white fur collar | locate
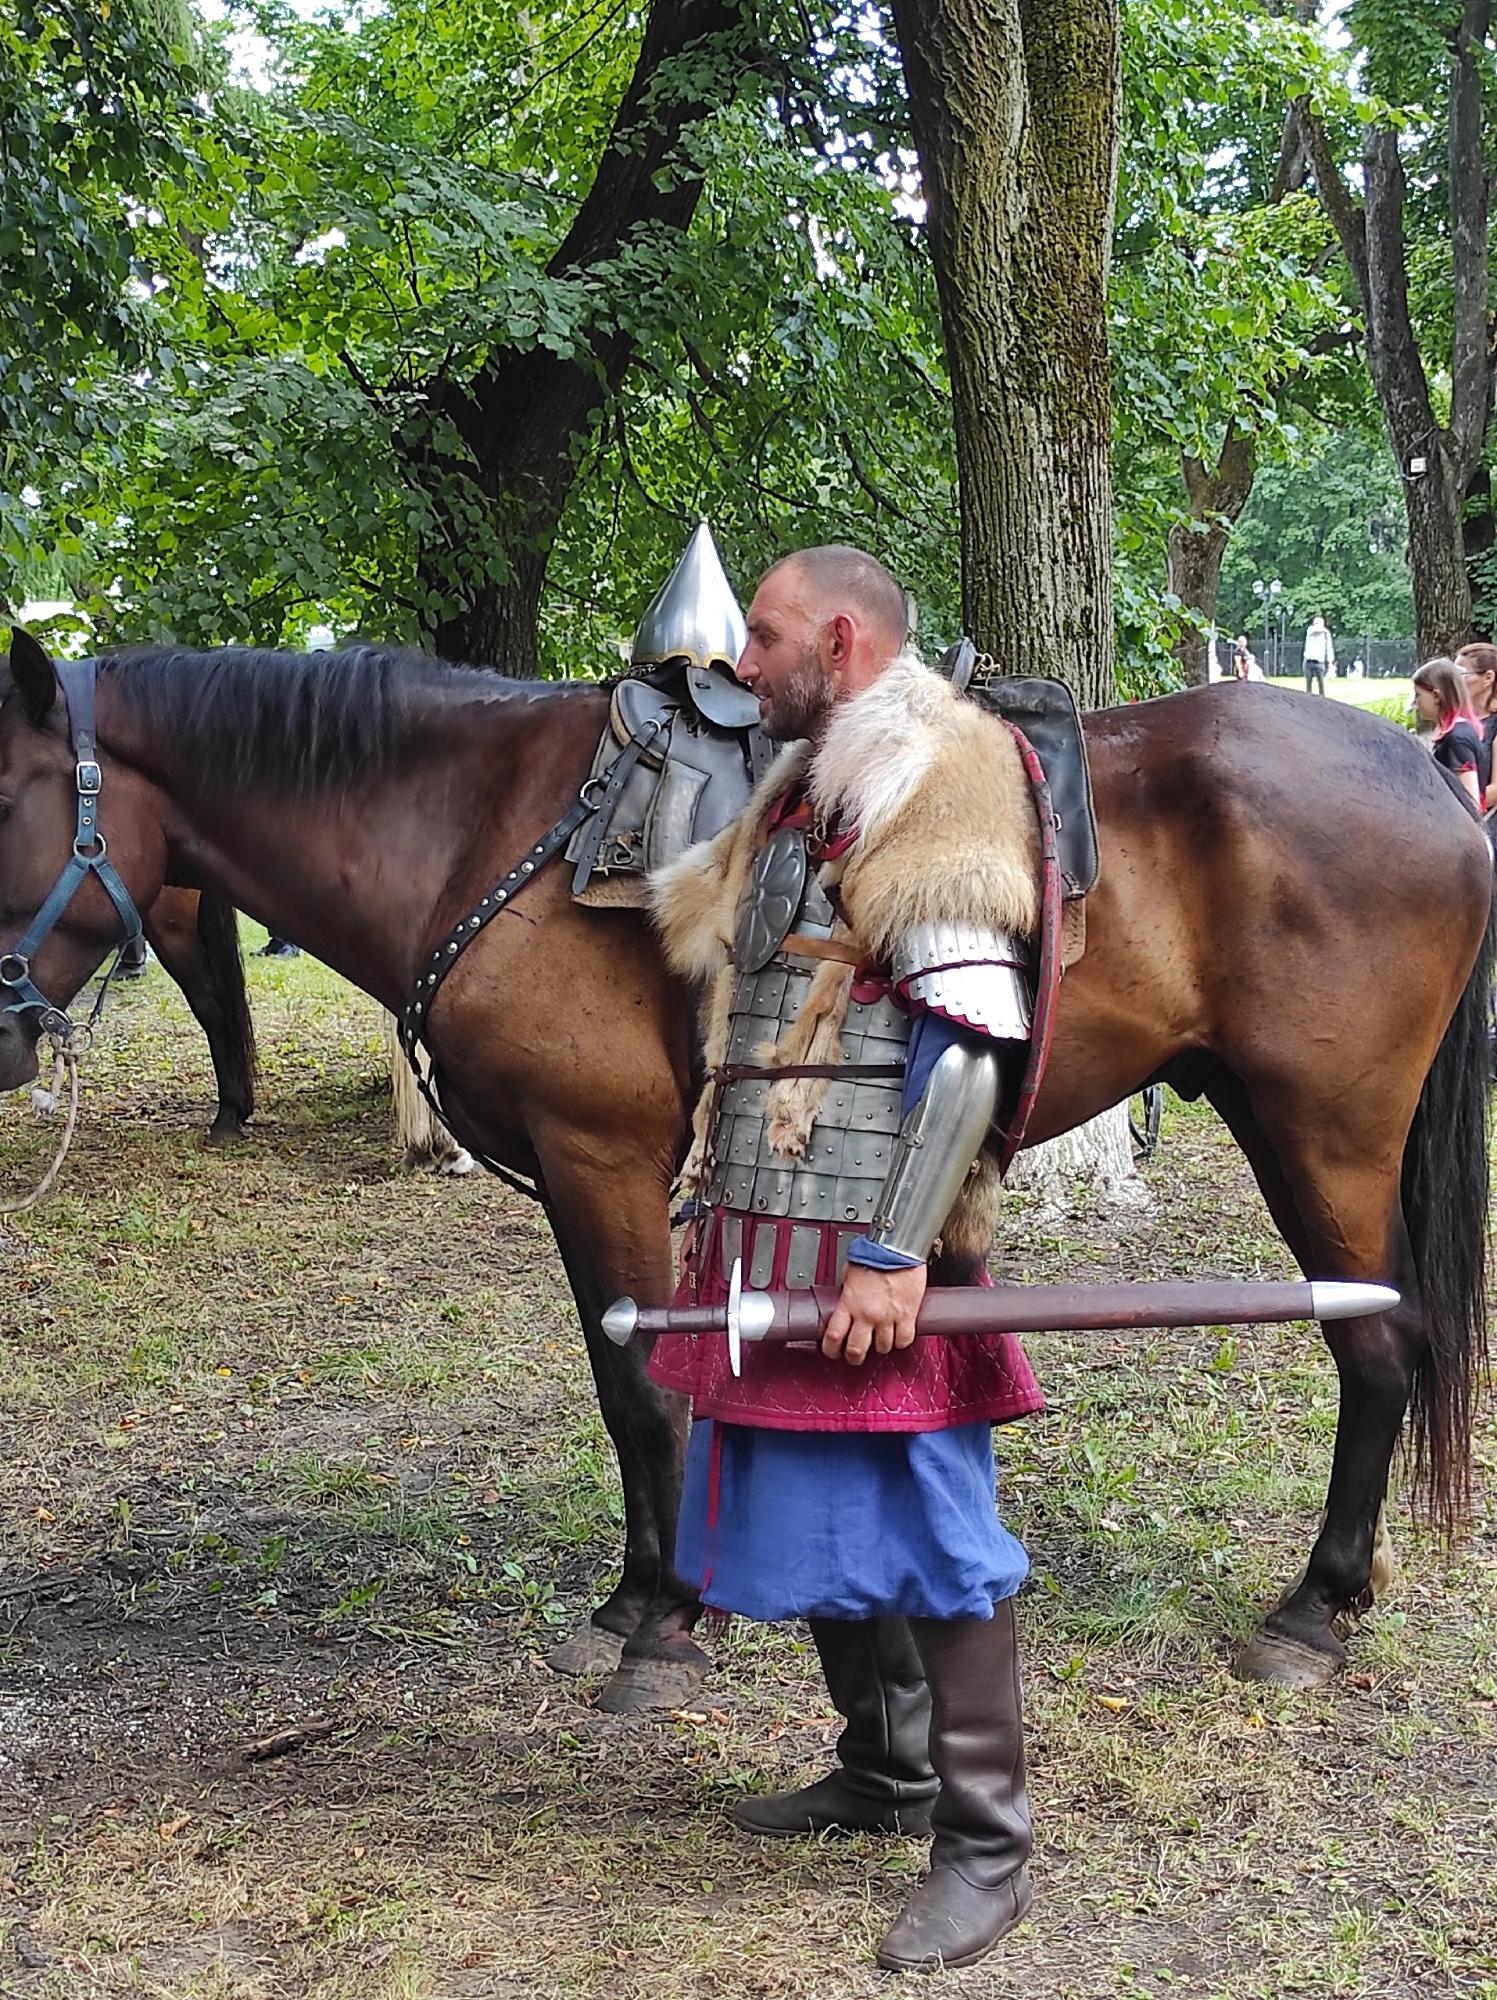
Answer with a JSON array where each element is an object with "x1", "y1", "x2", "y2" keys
[{"x1": 807, "y1": 647, "x2": 947, "y2": 842}]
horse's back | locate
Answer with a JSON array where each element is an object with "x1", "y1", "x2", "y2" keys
[
  {"x1": 1085, "y1": 684, "x2": 1488, "y2": 911},
  {"x1": 1046, "y1": 685, "x2": 1493, "y2": 1120}
]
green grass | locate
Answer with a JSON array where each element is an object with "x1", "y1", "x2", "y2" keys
[
  {"x1": 0, "y1": 952, "x2": 1494, "y2": 1998},
  {"x1": 1265, "y1": 672, "x2": 1414, "y2": 715}
]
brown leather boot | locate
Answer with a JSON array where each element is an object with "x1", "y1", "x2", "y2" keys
[
  {"x1": 875, "y1": 1601, "x2": 1033, "y2": 1971},
  {"x1": 733, "y1": 1617, "x2": 937, "y2": 1837}
]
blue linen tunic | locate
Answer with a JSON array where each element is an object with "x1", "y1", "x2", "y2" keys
[{"x1": 676, "y1": 1418, "x2": 1028, "y2": 1622}]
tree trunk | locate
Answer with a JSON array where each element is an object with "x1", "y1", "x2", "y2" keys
[
  {"x1": 1168, "y1": 432, "x2": 1257, "y2": 685},
  {"x1": 892, "y1": 0, "x2": 1131, "y2": 1202},
  {"x1": 1300, "y1": 0, "x2": 1494, "y2": 662},
  {"x1": 1464, "y1": 465, "x2": 1494, "y2": 635},
  {"x1": 1403, "y1": 443, "x2": 1474, "y2": 660},
  {"x1": 400, "y1": 0, "x2": 758, "y2": 673},
  {"x1": 891, "y1": 0, "x2": 1120, "y2": 710}
]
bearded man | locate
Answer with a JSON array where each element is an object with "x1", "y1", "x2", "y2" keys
[{"x1": 648, "y1": 545, "x2": 1045, "y2": 1973}]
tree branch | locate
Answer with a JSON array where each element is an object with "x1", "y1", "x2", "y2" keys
[
  {"x1": 1267, "y1": 102, "x2": 1308, "y2": 204},
  {"x1": 1298, "y1": 104, "x2": 1370, "y2": 306}
]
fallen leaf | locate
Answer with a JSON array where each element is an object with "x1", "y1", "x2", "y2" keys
[{"x1": 1095, "y1": 1694, "x2": 1128, "y2": 1714}]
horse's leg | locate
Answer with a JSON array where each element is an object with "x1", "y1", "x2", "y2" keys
[
  {"x1": 1205, "y1": 1071, "x2": 1421, "y2": 1689},
  {"x1": 145, "y1": 891, "x2": 255, "y2": 1144},
  {"x1": 531, "y1": 1134, "x2": 707, "y2": 1711}
]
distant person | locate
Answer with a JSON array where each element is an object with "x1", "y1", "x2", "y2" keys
[
  {"x1": 1302, "y1": 615, "x2": 1335, "y2": 696},
  {"x1": 1455, "y1": 641, "x2": 1497, "y2": 808},
  {"x1": 1230, "y1": 635, "x2": 1254, "y2": 681},
  {"x1": 1412, "y1": 656, "x2": 1483, "y2": 810}
]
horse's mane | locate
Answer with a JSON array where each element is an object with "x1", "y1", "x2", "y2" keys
[{"x1": 98, "y1": 644, "x2": 559, "y2": 796}]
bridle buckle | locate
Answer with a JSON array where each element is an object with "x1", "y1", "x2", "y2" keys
[{"x1": 76, "y1": 759, "x2": 102, "y2": 795}]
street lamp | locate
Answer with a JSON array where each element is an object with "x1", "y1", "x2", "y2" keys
[{"x1": 1251, "y1": 578, "x2": 1282, "y2": 674}]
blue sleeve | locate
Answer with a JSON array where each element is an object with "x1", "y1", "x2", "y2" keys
[{"x1": 845, "y1": 1015, "x2": 974, "y2": 1270}]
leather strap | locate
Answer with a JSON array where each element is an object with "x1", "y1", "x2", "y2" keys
[
  {"x1": 715, "y1": 1060, "x2": 905, "y2": 1083},
  {"x1": 781, "y1": 932, "x2": 862, "y2": 966},
  {"x1": 569, "y1": 715, "x2": 668, "y2": 895},
  {"x1": 396, "y1": 719, "x2": 668, "y2": 1203}
]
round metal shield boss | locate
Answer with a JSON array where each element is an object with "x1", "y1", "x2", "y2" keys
[{"x1": 734, "y1": 828, "x2": 808, "y2": 973}]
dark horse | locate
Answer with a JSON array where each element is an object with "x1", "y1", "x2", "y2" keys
[
  {"x1": 1, "y1": 632, "x2": 1489, "y2": 1707},
  {"x1": 136, "y1": 886, "x2": 256, "y2": 1143}
]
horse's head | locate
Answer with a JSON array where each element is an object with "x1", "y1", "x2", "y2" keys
[{"x1": 0, "y1": 630, "x2": 167, "y2": 1090}]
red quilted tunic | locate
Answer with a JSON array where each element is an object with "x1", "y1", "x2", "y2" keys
[{"x1": 649, "y1": 1209, "x2": 1044, "y2": 1433}]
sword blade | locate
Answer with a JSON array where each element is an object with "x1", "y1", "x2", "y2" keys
[{"x1": 601, "y1": 1278, "x2": 1398, "y2": 1346}]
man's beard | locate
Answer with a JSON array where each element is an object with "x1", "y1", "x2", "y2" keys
[{"x1": 761, "y1": 646, "x2": 834, "y2": 741}]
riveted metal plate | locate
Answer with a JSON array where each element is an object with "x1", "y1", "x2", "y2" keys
[
  {"x1": 734, "y1": 829, "x2": 808, "y2": 973},
  {"x1": 786, "y1": 1226, "x2": 823, "y2": 1287},
  {"x1": 748, "y1": 1223, "x2": 778, "y2": 1289}
]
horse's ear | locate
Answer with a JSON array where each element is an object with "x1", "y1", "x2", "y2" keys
[{"x1": 6, "y1": 628, "x2": 62, "y2": 727}]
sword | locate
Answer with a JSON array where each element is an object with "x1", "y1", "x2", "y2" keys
[{"x1": 602, "y1": 1263, "x2": 1399, "y2": 1377}]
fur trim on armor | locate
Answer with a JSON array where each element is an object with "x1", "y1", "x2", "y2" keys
[{"x1": 650, "y1": 655, "x2": 1039, "y2": 1250}]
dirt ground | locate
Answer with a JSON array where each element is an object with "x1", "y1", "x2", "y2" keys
[{"x1": 1, "y1": 941, "x2": 1494, "y2": 2000}]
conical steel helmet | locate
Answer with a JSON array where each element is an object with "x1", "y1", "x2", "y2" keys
[{"x1": 631, "y1": 519, "x2": 747, "y2": 675}]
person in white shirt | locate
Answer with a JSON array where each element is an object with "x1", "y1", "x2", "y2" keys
[{"x1": 1303, "y1": 615, "x2": 1335, "y2": 695}]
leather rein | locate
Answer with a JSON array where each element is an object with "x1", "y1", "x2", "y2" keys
[{"x1": 0, "y1": 657, "x2": 144, "y2": 1049}]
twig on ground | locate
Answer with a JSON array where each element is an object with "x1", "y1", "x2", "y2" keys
[{"x1": 241, "y1": 1717, "x2": 341, "y2": 1763}]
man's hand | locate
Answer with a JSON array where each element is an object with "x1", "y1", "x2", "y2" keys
[{"x1": 821, "y1": 1262, "x2": 927, "y2": 1366}]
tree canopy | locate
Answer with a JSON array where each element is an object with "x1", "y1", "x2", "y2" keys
[{"x1": 5, "y1": 0, "x2": 1482, "y2": 682}]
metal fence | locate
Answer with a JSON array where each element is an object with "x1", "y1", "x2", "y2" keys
[{"x1": 1263, "y1": 637, "x2": 1415, "y2": 679}]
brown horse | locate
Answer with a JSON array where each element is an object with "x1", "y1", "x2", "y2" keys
[
  {"x1": 0, "y1": 657, "x2": 254, "y2": 1142},
  {"x1": 1, "y1": 633, "x2": 1489, "y2": 1707}
]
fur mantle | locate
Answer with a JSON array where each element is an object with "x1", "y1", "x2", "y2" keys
[{"x1": 649, "y1": 652, "x2": 1041, "y2": 1261}]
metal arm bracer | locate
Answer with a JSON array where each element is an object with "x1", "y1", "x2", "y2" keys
[{"x1": 866, "y1": 1038, "x2": 1002, "y2": 1262}]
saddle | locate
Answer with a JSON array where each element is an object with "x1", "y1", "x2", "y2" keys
[
  {"x1": 938, "y1": 640, "x2": 1099, "y2": 902},
  {"x1": 565, "y1": 660, "x2": 770, "y2": 905},
  {"x1": 564, "y1": 647, "x2": 1100, "y2": 935}
]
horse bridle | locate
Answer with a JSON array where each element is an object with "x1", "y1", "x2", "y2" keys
[{"x1": 0, "y1": 656, "x2": 144, "y2": 1046}]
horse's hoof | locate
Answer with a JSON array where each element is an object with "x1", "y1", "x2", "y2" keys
[
  {"x1": 595, "y1": 1654, "x2": 709, "y2": 1715},
  {"x1": 1233, "y1": 1629, "x2": 1344, "y2": 1690},
  {"x1": 205, "y1": 1122, "x2": 246, "y2": 1148},
  {"x1": 546, "y1": 1624, "x2": 627, "y2": 1677}
]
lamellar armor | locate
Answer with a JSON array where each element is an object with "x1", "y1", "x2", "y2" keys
[{"x1": 705, "y1": 825, "x2": 1033, "y2": 1285}]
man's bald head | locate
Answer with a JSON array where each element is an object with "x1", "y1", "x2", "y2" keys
[
  {"x1": 761, "y1": 546, "x2": 910, "y2": 651},
  {"x1": 737, "y1": 544, "x2": 914, "y2": 740}
]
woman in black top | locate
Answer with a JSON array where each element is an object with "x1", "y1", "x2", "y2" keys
[{"x1": 1413, "y1": 656, "x2": 1483, "y2": 809}]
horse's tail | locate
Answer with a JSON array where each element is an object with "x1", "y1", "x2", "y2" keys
[
  {"x1": 196, "y1": 891, "x2": 255, "y2": 1120},
  {"x1": 383, "y1": 1010, "x2": 471, "y2": 1170},
  {"x1": 1400, "y1": 887, "x2": 1494, "y2": 1534}
]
